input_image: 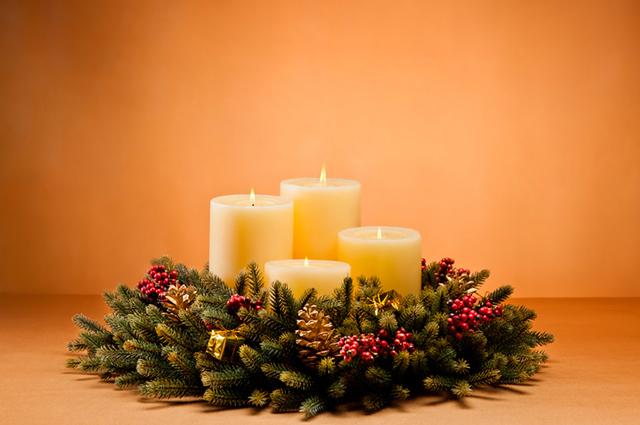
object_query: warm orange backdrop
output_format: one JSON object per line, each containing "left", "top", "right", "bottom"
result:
{"left": 1, "top": 0, "right": 639, "bottom": 297}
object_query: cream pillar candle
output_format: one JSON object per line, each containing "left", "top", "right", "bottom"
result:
{"left": 265, "top": 258, "right": 351, "bottom": 297}
{"left": 338, "top": 226, "right": 422, "bottom": 295}
{"left": 280, "top": 167, "right": 360, "bottom": 260}
{"left": 209, "top": 191, "right": 293, "bottom": 284}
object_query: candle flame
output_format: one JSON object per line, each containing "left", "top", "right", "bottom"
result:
{"left": 304, "top": 257, "right": 309, "bottom": 266}
{"left": 319, "top": 164, "right": 327, "bottom": 185}
{"left": 377, "top": 226, "right": 382, "bottom": 240}
{"left": 249, "top": 188, "right": 256, "bottom": 206}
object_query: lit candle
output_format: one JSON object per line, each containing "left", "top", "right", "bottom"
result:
{"left": 280, "top": 166, "right": 360, "bottom": 259}
{"left": 337, "top": 226, "right": 422, "bottom": 295}
{"left": 209, "top": 190, "right": 293, "bottom": 284}
{"left": 264, "top": 258, "right": 351, "bottom": 297}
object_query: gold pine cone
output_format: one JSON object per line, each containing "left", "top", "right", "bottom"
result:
{"left": 295, "top": 304, "right": 340, "bottom": 368}
{"left": 162, "top": 284, "right": 197, "bottom": 320}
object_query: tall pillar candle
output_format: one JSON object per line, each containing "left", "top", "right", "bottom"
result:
{"left": 280, "top": 168, "right": 360, "bottom": 259}
{"left": 209, "top": 192, "right": 293, "bottom": 284}
{"left": 265, "top": 259, "right": 351, "bottom": 297}
{"left": 338, "top": 226, "right": 422, "bottom": 295}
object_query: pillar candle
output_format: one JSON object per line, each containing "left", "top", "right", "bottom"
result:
{"left": 280, "top": 167, "right": 360, "bottom": 259}
{"left": 209, "top": 191, "right": 293, "bottom": 284}
{"left": 265, "top": 258, "right": 351, "bottom": 297}
{"left": 337, "top": 226, "right": 422, "bottom": 295}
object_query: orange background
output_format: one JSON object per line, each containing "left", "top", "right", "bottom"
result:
{"left": 1, "top": 0, "right": 638, "bottom": 297}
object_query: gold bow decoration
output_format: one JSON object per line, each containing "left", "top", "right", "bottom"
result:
{"left": 368, "top": 291, "right": 400, "bottom": 316}
{"left": 206, "top": 329, "right": 245, "bottom": 361}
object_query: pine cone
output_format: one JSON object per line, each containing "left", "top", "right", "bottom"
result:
{"left": 162, "top": 284, "right": 197, "bottom": 321}
{"left": 295, "top": 304, "right": 340, "bottom": 368}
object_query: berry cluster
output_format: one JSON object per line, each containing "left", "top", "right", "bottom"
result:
{"left": 137, "top": 265, "right": 179, "bottom": 303}
{"left": 435, "top": 257, "right": 470, "bottom": 283}
{"left": 226, "top": 294, "right": 263, "bottom": 315}
{"left": 436, "top": 257, "right": 456, "bottom": 281}
{"left": 447, "top": 295, "right": 503, "bottom": 340}
{"left": 338, "top": 328, "right": 415, "bottom": 364}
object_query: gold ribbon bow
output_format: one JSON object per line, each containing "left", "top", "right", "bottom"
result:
{"left": 368, "top": 292, "right": 400, "bottom": 316}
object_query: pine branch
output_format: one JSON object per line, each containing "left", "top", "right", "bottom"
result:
{"left": 201, "top": 364, "right": 250, "bottom": 388}
{"left": 136, "top": 358, "right": 180, "bottom": 379}
{"left": 327, "top": 379, "right": 346, "bottom": 399}
{"left": 296, "top": 288, "right": 317, "bottom": 312}
{"left": 248, "top": 389, "right": 271, "bottom": 408}
{"left": 199, "top": 266, "right": 232, "bottom": 296}
{"left": 114, "top": 372, "right": 147, "bottom": 389}
{"left": 300, "top": 396, "right": 326, "bottom": 419}
{"left": 451, "top": 380, "right": 472, "bottom": 398}
{"left": 72, "top": 314, "right": 108, "bottom": 334}
{"left": 155, "top": 323, "right": 193, "bottom": 348}
{"left": 391, "top": 385, "right": 410, "bottom": 400}
{"left": 362, "top": 393, "right": 388, "bottom": 413}
{"left": 318, "top": 358, "right": 336, "bottom": 376}
{"left": 204, "top": 388, "right": 249, "bottom": 407}
{"left": 75, "top": 356, "right": 104, "bottom": 373}
{"left": 280, "top": 371, "right": 314, "bottom": 390}
{"left": 165, "top": 349, "right": 198, "bottom": 379}
{"left": 365, "top": 366, "right": 392, "bottom": 387}
{"left": 331, "top": 277, "right": 353, "bottom": 326}
{"left": 239, "top": 344, "right": 262, "bottom": 372}
{"left": 270, "top": 388, "right": 305, "bottom": 413}
{"left": 139, "top": 378, "right": 202, "bottom": 399}
{"left": 469, "top": 269, "right": 490, "bottom": 288}
{"left": 67, "top": 339, "right": 89, "bottom": 352}
{"left": 469, "top": 369, "right": 501, "bottom": 386}
{"left": 246, "top": 263, "right": 265, "bottom": 301}
{"left": 399, "top": 303, "right": 427, "bottom": 330}
{"left": 235, "top": 272, "right": 247, "bottom": 296}
{"left": 392, "top": 351, "right": 410, "bottom": 375}
{"left": 378, "top": 312, "right": 398, "bottom": 332}
{"left": 485, "top": 285, "right": 513, "bottom": 304}
{"left": 96, "top": 346, "right": 138, "bottom": 369}
{"left": 123, "top": 339, "right": 163, "bottom": 359}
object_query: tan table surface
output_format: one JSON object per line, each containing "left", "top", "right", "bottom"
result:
{"left": 0, "top": 295, "right": 638, "bottom": 425}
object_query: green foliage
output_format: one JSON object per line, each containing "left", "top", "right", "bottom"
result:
{"left": 300, "top": 396, "right": 326, "bottom": 419}
{"left": 66, "top": 259, "right": 213, "bottom": 398}
{"left": 485, "top": 285, "right": 514, "bottom": 304}
{"left": 280, "top": 371, "right": 314, "bottom": 390}
{"left": 246, "top": 262, "right": 266, "bottom": 303}
{"left": 67, "top": 256, "right": 553, "bottom": 418}
{"left": 248, "top": 389, "right": 270, "bottom": 407}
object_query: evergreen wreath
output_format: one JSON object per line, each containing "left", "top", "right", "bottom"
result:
{"left": 67, "top": 256, "right": 553, "bottom": 419}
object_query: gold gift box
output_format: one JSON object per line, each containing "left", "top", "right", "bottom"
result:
{"left": 206, "top": 330, "right": 245, "bottom": 361}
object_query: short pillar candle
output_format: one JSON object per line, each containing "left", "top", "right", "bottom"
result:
{"left": 280, "top": 167, "right": 360, "bottom": 260}
{"left": 337, "top": 226, "right": 422, "bottom": 295}
{"left": 209, "top": 192, "right": 293, "bottom": 285}
{"left": 265, "top": 258, "right": 351, "bottom": 297}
